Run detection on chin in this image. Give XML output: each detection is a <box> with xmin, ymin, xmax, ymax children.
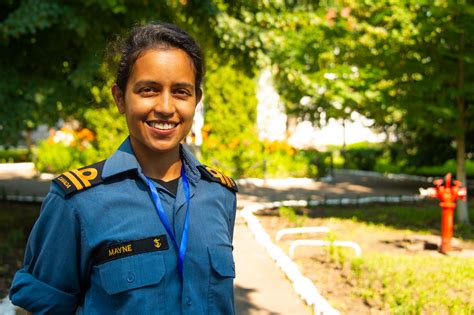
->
<box><xmin>147</xmin><ymin>141</ymin><xmax>181</xmax><ymax>154</ymax></box>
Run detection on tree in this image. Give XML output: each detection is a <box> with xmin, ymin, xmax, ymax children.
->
<box><xmin>216</xmin><ymin>0</ymin><xmax>473</xmax><ymax>224</ymax></box>
<box><xmin>0</xmin><ymin>0</ymin><xmax>218</xmax><ymax>146</ymax></box>
<box><xmin>201</xmin><ymin>56</ymin><xmax>260</xmax><ymax>177</ymax></box>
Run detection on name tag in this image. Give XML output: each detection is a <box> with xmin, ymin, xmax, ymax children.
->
<box><xmin>93</xmin><ymin>235</ymin><xmax>169</xmax><ymax>265</ymax></box>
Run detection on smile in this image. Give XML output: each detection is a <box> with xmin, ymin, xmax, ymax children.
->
<box><xmin>146</xmin><ymin>121</ymin><xmax>178</xmax><ymax>130</ymax></box>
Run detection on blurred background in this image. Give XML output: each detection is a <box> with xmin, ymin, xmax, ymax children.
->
<box><xmin>1</xmin><ymin>1</ymin><xmax>473</xmax><ymax>313</ymax></box>
<box><xmin>1</xmin><ymin>0</ymin><xmax>473</xmax><ymax>181</ymax></box>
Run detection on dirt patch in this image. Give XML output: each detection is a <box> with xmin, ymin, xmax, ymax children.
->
<box><xmin>256</xmin><ymin>204</ymin><xmax>474</xmax><ymax>314</ymax></box>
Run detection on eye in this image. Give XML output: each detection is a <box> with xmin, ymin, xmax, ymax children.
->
<box><xmin>174</xmin><ymin>88</ymin><xmax>192</xmax><ymax>96</ymax></box>
<box><xmin>139</xmin><ymin>87</ymin><xmax>158</xmax><ymax>96</ymax></box>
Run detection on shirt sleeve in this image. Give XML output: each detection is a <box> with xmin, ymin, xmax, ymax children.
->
<box><xmin>9</xmin><ymin>188</ymin><xmax>87</xmax><ymax>314</ymax></box>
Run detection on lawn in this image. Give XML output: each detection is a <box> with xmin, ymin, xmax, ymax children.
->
<box><xmin>257</xmin><ymin>200</ymin><xmax>474</xmax><ymax>314</ymax></box>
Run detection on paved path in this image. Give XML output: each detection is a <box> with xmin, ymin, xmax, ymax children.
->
<box><xmin>232</xmin><ymin>172</ymin><xmax>428</xmax><ymax>314</ymax></box>
<box><xmin>234</xmin><ymin>213</ymin><xmax>310</xmax><ymax>315</ymax></box>
<box><xmin>0</xmin><ymin>168</ymin><xmax>431</xmax><ymax>315</ymax></box>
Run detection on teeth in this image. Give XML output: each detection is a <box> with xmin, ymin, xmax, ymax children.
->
<box><xmin>148</xmin><ymin>122</ymin><xmax>177</xmax><ymax>130</ymax></box>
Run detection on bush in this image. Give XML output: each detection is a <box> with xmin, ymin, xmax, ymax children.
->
<box><xmin>201</xmin><ymin>59</ymin><xmax>331</xmax><ymax>178</ymax></box>
<box><xmin>262</xmin><ymin>141</ymin><xmax>326</xmax><ymax>178</ymax></box>
<box><xmin>35</xmin><ymin>141</ymin><xmax>78</xmax><ymax>173</ymax></box>
<box><xmin>34</xmin><ymin>127</ymin><xmax>97</xmax><ymax>174</ymax></box>
<box><xmin>343</xmin><ymin>146</ymin><xmax>383</xmax><ymax>171</ymax></box>
<box><xmin>83</xmin><ymin>103</ymin><xmax>128</xmax><ymax>163</ymax></box>
<box><xmin>407</xmin><ymin>159</ymin><xmax>474</xmax><ymax>177</ymax></box>
<box><xmin>201</xmin><ymin>59</ymin><xmax>261</xmax><ymax>178</ymax></box>
<box><xmin>0</xmin><ymin>149</ymin><xmax>30</xmax><ymax>163</ymax></box>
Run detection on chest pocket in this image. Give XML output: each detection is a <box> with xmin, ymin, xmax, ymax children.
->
<box><xmin>99</xmin><ymin>252</ymin><xmax>166</xmax><ymax>295</ymax></box>
<box><xmin>208</xmin><ymin>245</ymin><xmax>235</xmax><ymax>315</ymax></box>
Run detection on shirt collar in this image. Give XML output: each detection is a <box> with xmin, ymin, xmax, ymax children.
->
<box><xmin>102</xmin><ymin>137</ymin><xmax>141</xmax><ymax>179</ymax></box>
<box><xmin>102</xmin><ymin>137</ymin><xmax>201</xmax><ymax>184</ymax></box>
<box><xmin>180</xmin><ymin>143</ymin><xmax>201</xmax><ymax>184</ymax></box>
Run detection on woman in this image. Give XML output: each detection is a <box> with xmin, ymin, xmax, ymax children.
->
<box><xmin>10</xmin><ymin>22</ymin><xmax>238</xmax><ymax>314</ymax></box>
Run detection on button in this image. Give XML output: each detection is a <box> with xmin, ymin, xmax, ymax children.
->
<box><xmin>127</xmin><ymin>272</ymin><xmax>135</xmax><ymax>283</ymax></box>
<box><xmin>186</xmin><ymin>297</ymin><xmax>192</xmax><ymax>306</ymax></box>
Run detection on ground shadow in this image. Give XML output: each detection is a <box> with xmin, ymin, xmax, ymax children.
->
<box><xmin>234</xmin><ymin>284</ymin><xmax>280</xmax><ymax>315</ymax></box>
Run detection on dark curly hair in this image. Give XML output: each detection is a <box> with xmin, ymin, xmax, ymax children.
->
<box><xmin>114</xmin><ymin>22</ymin><xmax>204</xmax><ymax>94</ymax></box>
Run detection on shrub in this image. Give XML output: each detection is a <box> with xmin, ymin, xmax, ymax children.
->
<box><xmin>35</xmin><ymin>141</ymin><xmax>77</xmax><ymax>173</ymax></box>
<box><xmin>343</xmin><ymin>147</ymin><xmax>383</xmax><ymax>171</ymax></box>
<box><xmin>34</xmin><ymin>127</ymin><xmax>97</xmax><ymax>173</ymax></box>
<box><xmin>0</xmin><ymin>149</ymin><xmax>30</xmax><ymax>163</ymax></box>
<box><xmin>83</xmin><ymin>103</ymin><xmax>128</xmax><ymax>163</ymax></box>
<box><xmin>201</xmin><ymin>59</ymin><xmax>261</xmax><ymax>178</ymax></box>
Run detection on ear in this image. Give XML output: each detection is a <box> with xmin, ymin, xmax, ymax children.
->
<box><xmin>112</xmin><ymin>84</ymin><xmax>125</xmax><ymax>114</ymax></box>
<box><xmin>195</xmin><ymin>88</ymin><xmax>203</xmax><ymax>106</ymax></box>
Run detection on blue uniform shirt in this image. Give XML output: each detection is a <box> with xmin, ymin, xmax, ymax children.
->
<box><xmin>9</xmin><ymin>138</ymin><xmax>237</xmax><ymax>314</ymax></box>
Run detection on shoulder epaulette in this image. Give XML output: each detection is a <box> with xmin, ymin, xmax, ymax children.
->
<box><xmin>197</xmin><ymin>165</ymin><xmax>238</xmax><ymax>193</ymax></box>
<box><xmin>53</xmin><ymin>160</ymin><xmax>106</xmax><ymax>195</ymax></box>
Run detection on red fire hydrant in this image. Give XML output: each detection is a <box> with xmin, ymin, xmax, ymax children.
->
<box><xmin>428</xmin><ymin>173</ymin><xmax>467</xmax><ymax>254</ymax></box>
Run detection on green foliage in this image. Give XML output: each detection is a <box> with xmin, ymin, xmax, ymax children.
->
<box><xmin>201</xmin><ymin>59</ymin><xmax>260</xmax><ymax>177</ymax></box>
<box><xmin>351</xmin><ymin>254</ymin><xmax>474</xmax><ymax>314</ymax></box>
<box><xmin>324</xmin><ymin>231</ymin><xmax>350</xmax><ymax>265</ymax></box>
<box><xmin>201</xmin><ymin>59</ymin><xmax>327</xmax><ymax>178</ymax></box>
<box><xmin>408</xmin><ymin>159</ymin><xmax>474</xmax><ymax>178</ymax></box>
<box><xmin>263</xmin><ymin>142</ymin><xmax>328</xmax><ymax>178</ymax></box>
<box><xmin>278</xmin><ymin>206</ymin><xmax>306</xmax><ymax>227</ymax></box>
<box><xmin>343</xmin><ymin>147</ymin><xmax>383</xmax><ymax>171</ymax></box>
<box><xmin>308</xmin><ymin>202</ymin><xmax>474</xmax><ymax>241</ymax></box>
<box><xmin>34</xmin><ymin>140</ymin><xmax>96</xmax><ymax>174</ymax></box>
<box><xmin>0</xmin><ymin>148</ymin><xmax>30</xmax><ymax>163</ymax></box>
<box><xmin>216</xmin><ymin>1</ymin><xmax>473</xmax><ymax>225</ymax></box>
<box><xmin>276</xmin><ymin>203</ymin><xmax>474</xmax><ymax>312</ymax></box>
<box><xmin>0</xmin><ymin>0</ymin><xmax>223</xmax><ymax>146</ymax></box>
<box><xmin>83</xmin><ymin>103</ymin><xmax>128</xmax><ymax>163</ymax></box>
<box><xmin>389</xmin><ymin>131</ymin><xmax>457</xmax><ymax>168</ymax></box>
<box><xmin>35</xmin><ymin>141</ymin><xmax>76</xmax><ymax>173</ymax></box>
<box><xmin>33</xmin><ymin>99</ymin><xmax>128</xmax><ymax>172</ymax></box>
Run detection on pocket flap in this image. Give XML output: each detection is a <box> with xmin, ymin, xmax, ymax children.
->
<box><xmin>99</xmin><ymin>253</ymin><xmax>166</xmax><ymax>295</ymax></box>
<box><xmin>208</xmin><ymin>246</ymin><xmax>235</xmax><ymax>278</ymax></box>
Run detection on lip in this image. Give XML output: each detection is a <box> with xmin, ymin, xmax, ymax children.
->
<box><xmin>146</xmin><ymin>121</ymin><xmax>179</xmax><ymax>137</ymax></box>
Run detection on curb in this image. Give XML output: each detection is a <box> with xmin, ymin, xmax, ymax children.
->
<box><xmin>334</xmin><ymin>169</ymin><xmax>434</xmax><ymax>182</ymax></box>
<box><xmin>0</xmin><ymin>162</ymin><xmax>35</xmax><ymax>171</ymax></box>
<box><xmin>240</xmin><ymin>194</ymin><xmax>423</xmax><ymax>315</ymax></box>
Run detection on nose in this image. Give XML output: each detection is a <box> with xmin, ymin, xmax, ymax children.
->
<box><xmin>153</xmin><ymin>91</ymin><xmax>175</xmax><ymax>118</ymax></box>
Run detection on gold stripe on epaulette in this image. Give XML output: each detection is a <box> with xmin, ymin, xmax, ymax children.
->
<box><xmin>205</xmin><ymin>166</ymin><xmax>236</xmax><ymax>190</ymax></box>
<box><xmin>71</xmin><ymin>167</ymin><xmax>98</xmax><ymax>188</ymax></box>
<box><xmin>63</xmin><ymin>171</ymin><xmax>84</xmax><ymax>190</ymax></box>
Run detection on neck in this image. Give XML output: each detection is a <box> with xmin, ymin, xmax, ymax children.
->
<box><xmin>130</xmin><ymin>139</ymin><xmax>182</xmax><ymax>181</ymax></box>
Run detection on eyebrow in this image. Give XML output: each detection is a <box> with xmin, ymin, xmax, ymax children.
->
<box><xmin>134</xmin><ymin>80</ymin><xmax>194</xmax><ymax>89</ymax></box>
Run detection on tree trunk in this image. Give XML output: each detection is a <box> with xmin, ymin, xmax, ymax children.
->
<box><xmin>456</xmin><ymin>32</ymin><xmax>470</xmax><ymax>225</ymax></box>
<box><xmin>456</xmin><ymin>128</ymin><xmax>469</xmax><ymax>224</ymax></box>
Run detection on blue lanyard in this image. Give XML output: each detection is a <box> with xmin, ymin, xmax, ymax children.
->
<box><xmin>145</xmin><ymin>167</ymin><xmax>190</xmax><ymax>277</ymax></box>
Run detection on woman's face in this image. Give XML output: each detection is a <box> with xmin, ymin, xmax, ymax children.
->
<box><xmin>113</xmin><ymin>48</ymin><xmax>201</xmax><ymax>157</ymax></box>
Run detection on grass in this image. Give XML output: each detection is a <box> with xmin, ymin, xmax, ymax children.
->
<box><xmin>305</xmin><ymin>201</ymin><xmax>474</xmax><ymax>241</ymax></box>
<box><xmin>351</xmin><ymin>254</ymin><xmax>474</xmax><ymax>314</ymax></box>
<box><xmin>273</xmin><ymin>201</ymin><xmax>474</xmax><ymax>314</ymax></box>
<box><xmin>278</xmin><ymin>206</ymin><xmax>307</xmax><ymax>227</ymax></box>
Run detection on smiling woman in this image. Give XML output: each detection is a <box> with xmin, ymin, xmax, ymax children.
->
<box><xmin>9</xmin><ymin>22</ymin><xmax>238</xmax><ymax>315</ymax></box>
<box><xmin>113</xmin><ymin>48</ymin><xmax>201</xmax><ymax>180</ymax></box>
